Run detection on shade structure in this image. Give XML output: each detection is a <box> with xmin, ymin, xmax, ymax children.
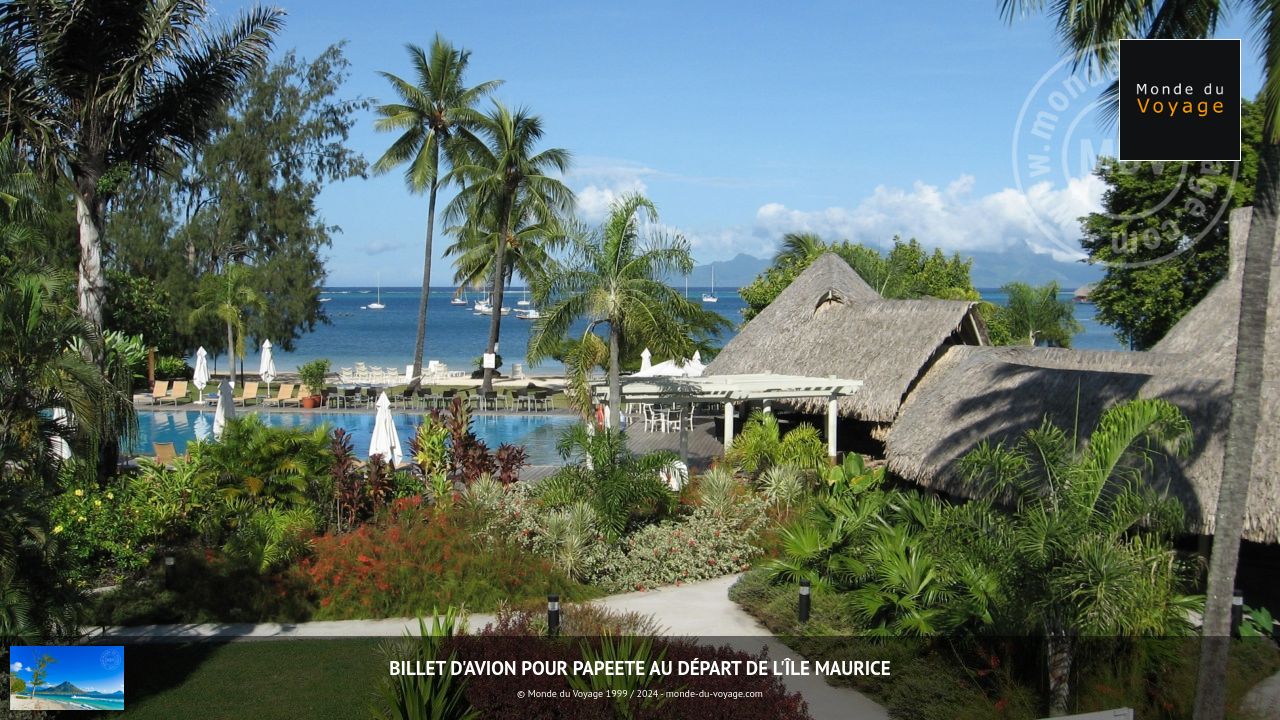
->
<box><xmin>368</xmin><ymin>391</ymin><xmax>403</xmax><ymax>466</ymax></box>
<box><xmin>193</xmin><ymin>347</ymin><xmax>210</xmax><ymax>404</ymax></box>
<box><xmin>634</xmin><ymin>353</ymin><xmax>704</xmax><ymax>378</ymax></box>
<box><xmin>212</xmin><ymin>380</ymin><xmax>236</xmax><ymax>439</ymax></box>
<box><xmin>259</xmin><ymin>339</ymin><xmax>277</xmax><ymax>394</ymax></box>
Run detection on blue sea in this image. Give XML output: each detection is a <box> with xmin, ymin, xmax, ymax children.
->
<box><xmin>24</xmin><ymin>693</ymin><xmax>125</xmax><ymax>710</ymax></box>
<box><xmin>192</xmin><ymin>286</ymin><xmax>1119</xmax><ymax>374</ymax></box>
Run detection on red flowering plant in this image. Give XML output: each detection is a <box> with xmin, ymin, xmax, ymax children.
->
<box><xmin>303</xmin><ymin>503</ymin><xmax>589</xmax><ymax>619</ymax></box>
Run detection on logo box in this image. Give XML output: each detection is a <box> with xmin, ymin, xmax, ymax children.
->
<box><xmin>1119</xmin><ymin>38</ymin><xmax>1241</xmax><ymax>161</ymax></box>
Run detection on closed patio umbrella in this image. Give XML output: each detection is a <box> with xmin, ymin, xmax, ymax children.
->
<box><xmin>259</xmin><ymin>339</ymin><xmax>277</xmax><ymax>396</ymax></box>
<box><xmin>51</xmin><ymin>407</ymin><xmax>71</xmax><ymax>459</ymax></box>
<box><xmin>193</xmin><ymin>347</ymin><xmax>210</xmax><ymax>404</ymax></box>
<box><xmin>213</xmin><ymin>380</ymin><xmax>236</xmax><ymax>440</ymax></box>
<box><xmin>639</xmin><ymin>348</ymin><xmax>652</xmax><ymax>375</ymax></box>
<box><xmin>368</xmin><ymin>391</ymin><xmax>402</xmax><ymax>467</ymax></box>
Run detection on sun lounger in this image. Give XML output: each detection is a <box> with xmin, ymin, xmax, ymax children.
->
<box><xmin>233</xmin><ymin>381</ymin><xmax>259</xmax><ymax>406</ymax></box>
<box><xmin>153</xmin><ymin>442</ymin><xmax>176</xmax><ymax>465</ymax></box>
<box><xmin>159</xmin><ymin>380</ymin><xmax>188</xmax><ymax>405</ymax></box>
<box><xmin>281</xmin><ymin>385</ymin><xmax>309</xmax><ymax>407</ymax></box>
<box><xmin>147</xmin><ymin>380</ymin><xmax>170</xmax><ymax>405</ymax></box>
<box><xmin>262</xmin><ymin>383</ymin><xmax>296</xmax><ymax>407</ymax></box>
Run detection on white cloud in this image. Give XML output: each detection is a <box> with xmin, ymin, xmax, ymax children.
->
<box><xmin>365</xmin><ymin>239</ymin><xmax>402</xmax><ymax>256</ymax></box>
<box><xmin>749</xmin><ymin>174</ymin><xmax>1104</xmax><ymax>263</ymax></box>
<box><xmin>575</xmin><ymin>178</ymin><xmax>649</xmax><ymax>222</ymax></box>
<box><xmin>568</xmin><ymin>158</ymin><xmax>655</xmax><ymax>222</ymax></box>
<box><xmin>10</xmin><ymin>661</ymin><xmax>21</xmax><ymax>672</ymax></box>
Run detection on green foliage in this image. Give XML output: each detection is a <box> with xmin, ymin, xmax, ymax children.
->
<box><xmin>568</xmin><ymin>636</ymin><xmax>671</xmax><ymax>720</ymax></box>
<box><xmin>987</xmin><ymin>281</ymin><xmax>1082</xmax><ymax>347</ymax></box>
<box><xmin>105</xmin><ymin>43</ymin><xmax>365</xmax><ymax>353</ymax></box>
<box><xmin>376</xmin><ymin>611</ymin><xmax>478</xmax><ymax>720</ymax></box>
<box><xmin>10</xmin><ymin>673</ymin><xmax>25</xmax><ymax>695</ymax></box>
<box><xmin>49</xmin><ymin>473</ymin><xmax>153</xmax><ymax>584</ymax></box>
<box><xmin>1081</xmin><ymin>98</ymin><xmax>1262</xmax><ymax>349</ymax></box>
<box><xmin>758</xmin><ymin>464</ymin><xmax>806</xmax><ymax>509</ymax></box>
<box><xmin>297</xmin><ymin>358</ymin><xmax>331</xmax><ymax>396</ymax></box>
<box><xmin>1240</xmin><ymin>605</ymin><xmax>1276</xmax><ymax>639</ymax></box>
<box><xmin>822</xmin><ymin>453</ymin><xmax>883</xmax><ymax>491</ymax></box>
<box><xmin>222</xmin><ymin>506</ymin><xmax>317</xmax><ymax>574</ymax></box>
<box><xmin>155</xmin><ymin>355</ymin><xmax>193</xmax><ymax>381</ymax></box>
<box><xmin>189</xmin><ymin>414</ymin><xmax>333</xmax><ymax>510</ymax></box>
<box><xmin>728</xmin><ymin>411</ymin><xmax>827</xmax><ymax>478</ymax></box>
<box><xmin>536</xmin><ymin>425</ymin><xmax>676</xmax><ymax>541</ymax></box>
<box><xmin>105</xmin><ymin>270</ymin><xmax>180</xmax><ymax>353</ymax></box>
<box><xmin>189</xmin><ymin>263</ymin><xmax>268</xmax><ymax>367</ymax></box>
<box><xmin>739</xmin><ymin>236</ymin><xmax>979</xmax><ymax>320</ymax></box>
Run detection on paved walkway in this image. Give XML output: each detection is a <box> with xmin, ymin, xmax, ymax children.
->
<box><xmin>87</xmin><ymin>574</ymin><xmax>887</xmax><ymax>720</ymax></box>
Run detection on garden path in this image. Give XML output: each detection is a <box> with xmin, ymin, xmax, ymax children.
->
<box><xmin>88</xmin><ymin>574</ymin><xmax>887</xmax><ymax>719</ymax></box>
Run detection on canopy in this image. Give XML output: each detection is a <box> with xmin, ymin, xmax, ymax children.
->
<box><xmin>368</xmin><ymin>391</ymin><xmax>403</xmax><ymax>466</ymax></box>
<box><xmin>639</xmin><ymin>348</ymin><xmax>653</xmax><ymax>375</ymax></box>
<box><xmin>193</xmin><ymin>347</ymin><xmax>210</xmax><ymax>403</ymax></box>
<box><xmin>213</xmin><ymin>380</ymin><xmax>236</xmax><ymax>439</ymax></box>
<box><xmin>633</xmin><ymin>353</ymin><xmax>704</xmax><ymax>378</ymax></box>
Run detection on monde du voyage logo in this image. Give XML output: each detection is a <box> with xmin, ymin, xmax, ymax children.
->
<box><xmin>1119</xmin><ymin>38</ymin><xmax>1241</xmax><ymax>162</ymax></box>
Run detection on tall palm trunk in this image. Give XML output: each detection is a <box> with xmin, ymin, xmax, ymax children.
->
<box><xmin>481</xmin><ymin>197</ymin><xmax>513</xmax><ymax>393</ymax></box>
<box><xmin>412</xmin><ymin>174</ymin><xmax>440</xmax><ymax>380</ymax></box>
<box><xmin>608</xmin><ymin>324</ymin><xmax>621</xmax><ymax>430</ymax></box>
<box><xmin>1046</xmin><ymin>629</ymin><xmax>1073</xmax><ymax>717</ymax></box>
<box><xmin>226</xmin><ymin>321</ymin><xmax>236</xmax><ymax>387</ymax></box>
<box><xmin>74</xmin><ymin>187</ymin><xmax>106</xmax><ymax>328</ymax></box>
<box><xmin>1194</xmin><ymin>144</ymin><xmax>1280</xmax><ymax>720</ymax></box>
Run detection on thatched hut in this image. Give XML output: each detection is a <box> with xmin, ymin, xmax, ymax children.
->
<box><xmin>886</xmin><ymin>207</ymin><xmax>1280</xmax><ymax>543</ymax></box>
<box><xmin>705</xmin><ymin>252</ymin><xmax>988</xmax><ymax>429</ymax></box>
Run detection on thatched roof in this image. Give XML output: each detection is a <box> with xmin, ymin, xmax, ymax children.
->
<box><xmin>886</xmin><ymin>207</ymin><xmax>1280</xmax><ymax>542</ymax></box>
<box><xmin>706</xmin><ymin>252</ymin><xmax>987</xmax><ymax>422</ymax></box>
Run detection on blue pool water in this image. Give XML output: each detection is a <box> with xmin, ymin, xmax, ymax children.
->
<box><xmin>133</xmin><ymin>410</ymin><xmax>580</xmax><ymax>465</ymax></box>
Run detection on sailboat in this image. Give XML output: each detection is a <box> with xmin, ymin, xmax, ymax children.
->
<box><xmin>365</xmin><ymin>274</ymin><xmax>386</xmax><ymax>310</ymax></box>
<box><xmin>701</xmin><ymin>266</ymin><xmax>718</xmax><ymax>303</ymax></box>
<box><xmin>517</xmin><ymin>286</ymin><xmax>531</xmax><ymax>306</ymax></box>
<box><xmin>450</xmin><ymin>287</ymin><xmax>468</xmax><ymax>306</ymax></box>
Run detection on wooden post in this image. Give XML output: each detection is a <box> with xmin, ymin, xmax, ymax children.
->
<box><xmin>147</xmin><ymin>347</ymin><xmax>156</xmax><ymax>387</ymax></box>
<box><xmin>723</xmin><ymin>401</ymin><xmax>734</xmax><ymax>451</ymax></box>
<box><xmin>827</xmin><ymin>394</ymin><xmax>838</xmax><ymax>460</ymax></box>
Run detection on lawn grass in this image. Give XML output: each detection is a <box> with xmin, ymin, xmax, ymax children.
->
<box><xmin>94</xmin><ymin>639</ymin><xmax>385</xmax><ymax>720</ymax></box>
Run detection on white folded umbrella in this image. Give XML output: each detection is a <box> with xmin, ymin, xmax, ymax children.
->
<box><xmin>259</xmin><ymin>339</ymin><xmax>277</xmax><ymax>395</ymax></box>
<box><xmin>51</xmin><ymin>407</ymin><xmax>71</xmax><ymax>460</ymax></box>
<box><xmin>639</xmin><ymin>348</ymin><xmax>652</xmax><ymax>375</ymax></box>
<box><xmin>368</xmin><ymin>391</ymin><xmax>402</xmax><ymax>466</ymax></box>
<box><xmin>213</xmin><ymin>380</ymin><xmax>236</xmax><ymax>440</ymax></box>
<box><xmin>193</xmin><ymin>347</ymin><xmax>210</xmax><ymax>404</ymax></box>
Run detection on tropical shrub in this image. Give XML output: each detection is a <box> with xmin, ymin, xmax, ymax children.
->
<box><xmin>188</xmin><ymin>414</ymin><xmax>333</xmax><ymax>509</ymax></box>
<box><xmin>587</xmin><ymin>504</ymin><xmax>767</xmax><ymax>594</ymax></box>
<box><xmin>821</xmin><ymin>453</ymin><xmax>882</xmax><ymax>490</ymax></box>
<box><xmin>127</xmin><ymin>457</ymin><xmax>221</xmax><ymax>545</ymax></box>
<box><xmin>154</xmin><ymin>355</ymin><xmax>193</xmax><ymax>381</ymax></box>
<box><xmin>296</xmin><ymin>358</ymin><xmax>330</xmax><ymax>398</ymax></box>
<box><xmin>221</xmin><ymin>506</ymin><xmax>316</xmax><ymax>574</ymax></box>
<box><xmin>375</xmin><ymin>610</ymin><xmax>477</xmax><ymax>720</ymax></box>
<box><xmin>536</xmin><ymin>425</ymin><xmax>675</xmax><ymax>540</ymax></box>
<box><xmin>304</xmin><ymin>501</ymin><xmax>588</xmax><ymax>619</ymax></box>
<box><xmin>727</xmin><ymin>411</ymin><xmax>826</xmax><ymax>478</ymax></box>
<box><xmin>49</xmin><ymin>471</ymin><xmax>154</xmax><ymax>584</ymax></box>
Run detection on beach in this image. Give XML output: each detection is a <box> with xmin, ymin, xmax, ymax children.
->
<box><xmin>10</xmin><ymin>694</ymin><xmax>92</xmax><ymax>710</ymax></box>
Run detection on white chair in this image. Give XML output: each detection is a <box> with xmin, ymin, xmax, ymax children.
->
<box><xmin>339</xmin><ymin>367</ymin><xmax>353</xmax><ymax>384</ymax></box>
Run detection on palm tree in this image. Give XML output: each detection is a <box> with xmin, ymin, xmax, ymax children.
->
<box><xmin>188</xmin><ymin>264</ymin><xmax>266</xmax><ymax>387</ymax></box>
<box><xmin>444</xmin><ymin>102</ymin><xmax>574</xmax><ymax>393</ymax></box>
<box><xmin>999</xmin><ymin>4</ymin><xmax>1277</xmax><ymax>716</ymax></box>
<box><xmin>372</xmin><ymin>37</ymin><xmax>501</xmax><ymax>381</ymax></box>
<box><xmin>771</xmin><ymin>231</ymin><xmax>828</xmax><ymax>266</ymax></box>
<box><xmin>528</xmin><ymin>194</ymin><xmax>702</xmax><ymax>429</ymax></box>
<box><xmin>443</xmin><ymin>197</ymin><xmax>560</xmax><ymax>298</ymax></box>
<box><xmin>960</xmin><ymin>398</ymin><xmax>1200</xmax><ymax>716</ymax></box>
<box><xmin>0</xmin><ymin>0</ymin><xmax>282</xmax><ymax>328</ymax></box>
<box><xmin>1000</xmin><ymin>281</ymin><xmax>1082</xmax><ymax>347</ymax></box>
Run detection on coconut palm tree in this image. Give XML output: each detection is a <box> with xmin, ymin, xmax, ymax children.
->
<box><xmin>999</xmin><ymin>4</ymin><xmax>1277</xmax><ymax>716</ymax></box>
<box><xmin>372</xmin><ymin>37</ymin><xmax>501</xmax><ymax>381</ymax></box>
<box><xmin>528</xmin><ymin>194</ymin><xmax>707</xmax><ymax>429</ymax></box>
<box><xmin>771</xmin><ymin>232</ymin><xmax>828</xmax><ymax>266</ymax></box>
<box><xmin>443</xmin><ymin>197</ymin><xmax>560</xmax><ymax>299</ymax></box>
<box><xmin>0</xmin><ymin>1</ymin><xmax>282</xmax><ymax>328</ymax></box>
<box><xmin>444</xmin><ymin>102</ymin><xmax>574</xmax><ymax>393</ymax></box>
<box><xmin>188</xmin><ymin>264</ymin><xmax>266</xmax><ymax>388</ymax></box>
<box><xmin>999</xmin><ymin>281</ymin><xmax>1082</xmax><ymax>347</ymax></box>
<box><xmin>960</xmin><ymin>398</ymin><xmax>1200</xmax><ymax>716</ymax></box>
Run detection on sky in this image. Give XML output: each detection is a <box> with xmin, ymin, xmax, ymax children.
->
<box><xmin>210</xmin><ymin>0</ymin><xmax>1262</xmax><ymax>286</ymax></box>
<box><xmin>10</xmin><ymin>646</ymin><xmax>126</xmax><ymax>694</ymax></box>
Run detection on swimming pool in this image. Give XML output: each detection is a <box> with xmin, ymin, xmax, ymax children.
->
<box><xmin>132</xmin><ymin>410</ymin><xmax>580</xmax><ymax>465</ymax></box>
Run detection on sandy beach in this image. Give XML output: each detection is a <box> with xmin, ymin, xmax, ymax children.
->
<box><xmin>9</xmin><ymin>694</ymin><xmax>91</xmax><ymax>711</ymax></box>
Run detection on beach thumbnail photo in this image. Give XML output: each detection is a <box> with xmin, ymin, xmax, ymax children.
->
<box><xmin>8</xmin><ymin>645</ymin><xmax>125</xmax><ymax>712</ymax></box>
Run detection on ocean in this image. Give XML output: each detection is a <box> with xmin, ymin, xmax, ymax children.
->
<box><xmin>194</xmin><ymin>286</ymin><xmax>1121</xmax><ymax>374</ymax></box>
